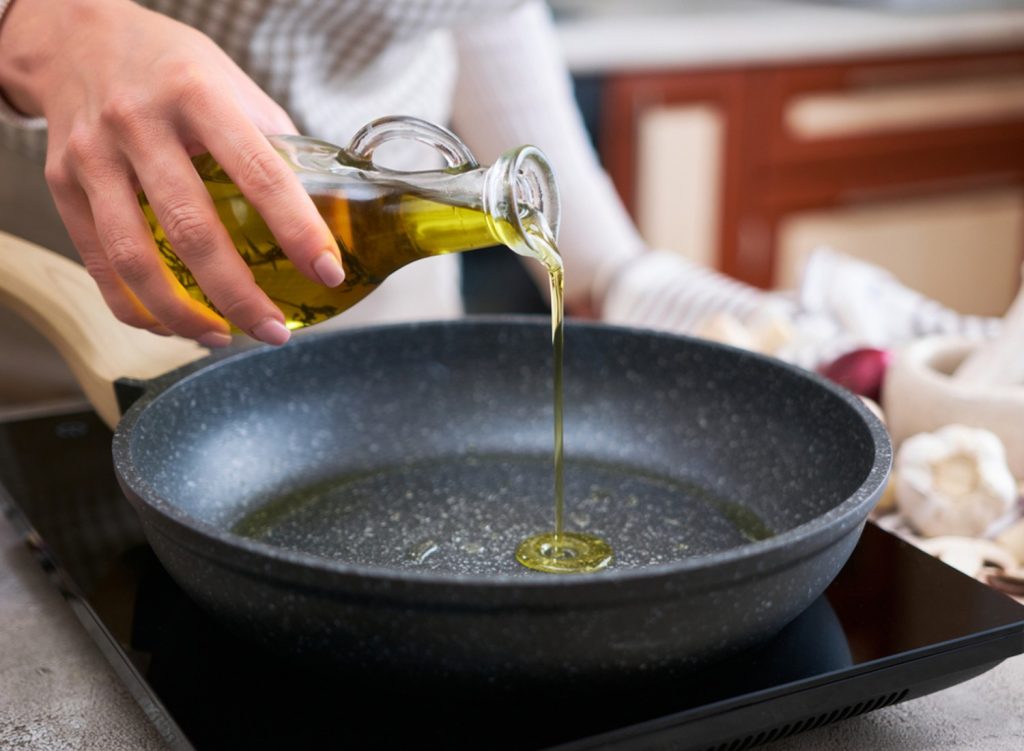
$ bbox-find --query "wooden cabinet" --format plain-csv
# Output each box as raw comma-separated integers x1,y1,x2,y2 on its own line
601,48,1024,315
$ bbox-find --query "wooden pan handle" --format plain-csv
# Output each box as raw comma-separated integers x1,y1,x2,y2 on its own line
0,231,208,428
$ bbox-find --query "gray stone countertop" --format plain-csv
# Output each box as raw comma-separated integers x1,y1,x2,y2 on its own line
0,512,166,750
2,509,1023,750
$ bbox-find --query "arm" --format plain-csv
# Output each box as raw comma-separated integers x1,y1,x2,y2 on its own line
450,0,767,327
449,2,998,368
450,0,640,315
0,0,345,346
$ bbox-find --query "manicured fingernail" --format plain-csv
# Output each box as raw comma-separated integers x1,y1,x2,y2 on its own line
252,317,291,346
198,331,233,348
313,252,345,287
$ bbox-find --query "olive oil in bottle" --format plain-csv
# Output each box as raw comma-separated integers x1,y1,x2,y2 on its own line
139,118,567,330
141,154,508,330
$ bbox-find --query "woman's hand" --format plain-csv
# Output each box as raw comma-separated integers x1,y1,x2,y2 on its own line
0,0,344,346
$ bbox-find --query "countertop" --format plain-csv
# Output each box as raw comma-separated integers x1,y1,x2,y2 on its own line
554,0,1024,73
0,511,166,751
2,508,1024,749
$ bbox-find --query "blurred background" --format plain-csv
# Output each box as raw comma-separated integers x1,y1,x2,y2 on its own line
466,0,1024,316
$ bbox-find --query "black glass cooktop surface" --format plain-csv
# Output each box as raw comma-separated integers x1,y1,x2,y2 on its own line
1,406,1022,751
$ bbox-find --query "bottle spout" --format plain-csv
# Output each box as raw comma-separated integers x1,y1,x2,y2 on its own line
483,146,562,272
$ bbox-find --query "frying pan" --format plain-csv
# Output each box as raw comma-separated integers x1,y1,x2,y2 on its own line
0,232,891,684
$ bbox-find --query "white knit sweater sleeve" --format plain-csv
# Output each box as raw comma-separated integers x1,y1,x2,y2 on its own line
449,1,771,328
450,1,639,309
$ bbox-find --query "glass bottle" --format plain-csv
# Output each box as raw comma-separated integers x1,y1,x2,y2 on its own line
139,116,561,330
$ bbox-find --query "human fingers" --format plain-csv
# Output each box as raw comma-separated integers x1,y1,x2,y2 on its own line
45,157,178,338
235,79,299,136
127,127,292,344
184,103,345,290
67,146,233,344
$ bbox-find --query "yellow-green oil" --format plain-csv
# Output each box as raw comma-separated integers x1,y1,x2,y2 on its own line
514,227,614,574
140,153,501,329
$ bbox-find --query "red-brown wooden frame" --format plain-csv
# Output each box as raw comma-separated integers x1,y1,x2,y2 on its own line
601,48,1024,291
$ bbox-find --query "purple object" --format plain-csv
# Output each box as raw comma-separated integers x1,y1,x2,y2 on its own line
820,348,892,402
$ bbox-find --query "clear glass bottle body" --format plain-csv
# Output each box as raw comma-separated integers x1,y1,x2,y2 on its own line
140,116,560,330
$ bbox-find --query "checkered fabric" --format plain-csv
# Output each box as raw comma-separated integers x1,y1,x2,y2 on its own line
0,0,520,159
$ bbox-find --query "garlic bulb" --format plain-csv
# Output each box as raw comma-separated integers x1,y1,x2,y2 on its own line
895,424,1018,537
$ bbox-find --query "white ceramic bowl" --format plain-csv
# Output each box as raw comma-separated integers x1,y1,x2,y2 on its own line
883,336,1024,478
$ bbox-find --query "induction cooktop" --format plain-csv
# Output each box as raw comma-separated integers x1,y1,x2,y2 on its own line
1,405,1022,751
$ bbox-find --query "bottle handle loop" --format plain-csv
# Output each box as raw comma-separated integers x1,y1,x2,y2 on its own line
347,116,479,171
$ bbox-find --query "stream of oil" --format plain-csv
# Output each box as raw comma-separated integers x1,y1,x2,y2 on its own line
513,226,614,574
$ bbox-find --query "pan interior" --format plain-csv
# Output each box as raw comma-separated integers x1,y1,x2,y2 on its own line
229,453,775,575
121,321,881,578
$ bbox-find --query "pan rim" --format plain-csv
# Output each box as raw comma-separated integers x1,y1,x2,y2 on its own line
112,317,892,597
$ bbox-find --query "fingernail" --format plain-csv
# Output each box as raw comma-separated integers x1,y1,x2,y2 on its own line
146,325,175,337
198,331,233,348
313,252,345,287
252,317,291,346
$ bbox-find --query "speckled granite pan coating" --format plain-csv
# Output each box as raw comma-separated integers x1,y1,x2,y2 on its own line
112,318,890,681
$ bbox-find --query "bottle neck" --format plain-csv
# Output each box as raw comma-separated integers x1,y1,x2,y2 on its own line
482,146,562,273
273,132,563,268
